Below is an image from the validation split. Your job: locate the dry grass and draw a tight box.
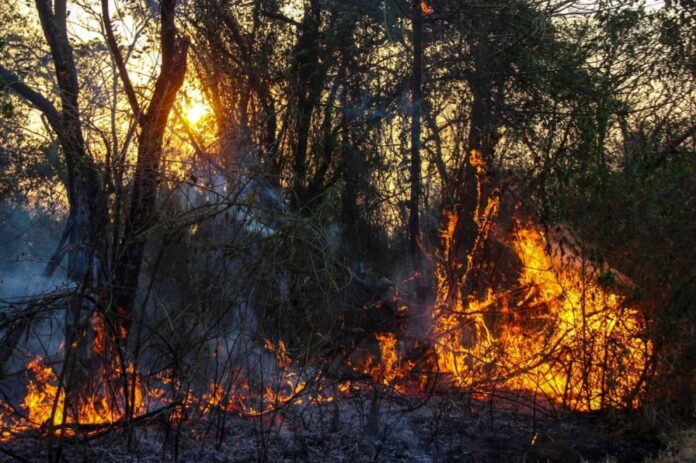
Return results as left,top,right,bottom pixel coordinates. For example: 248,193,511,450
648,428,696,463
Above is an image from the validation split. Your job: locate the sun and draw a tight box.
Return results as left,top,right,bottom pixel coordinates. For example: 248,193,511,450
185,101,208,125
180,84,211,126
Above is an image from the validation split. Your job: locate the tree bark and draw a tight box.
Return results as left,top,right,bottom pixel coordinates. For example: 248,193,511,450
112,0,189,319
410,0,424,275
291,0,322,206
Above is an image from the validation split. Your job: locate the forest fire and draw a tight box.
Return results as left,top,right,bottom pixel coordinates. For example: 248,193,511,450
433,220,651,411
1,0,692,458
430,151,652,411
0,313,145,439
0,207,652,441
365,332,400,386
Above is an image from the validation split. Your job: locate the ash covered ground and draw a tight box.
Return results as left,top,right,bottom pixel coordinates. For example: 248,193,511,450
1,392,661,462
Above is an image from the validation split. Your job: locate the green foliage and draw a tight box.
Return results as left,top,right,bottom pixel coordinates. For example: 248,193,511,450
1,101,13,118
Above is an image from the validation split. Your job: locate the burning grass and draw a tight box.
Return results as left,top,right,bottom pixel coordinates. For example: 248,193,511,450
433,221,652,411
0,224,653,448
0,152,656,459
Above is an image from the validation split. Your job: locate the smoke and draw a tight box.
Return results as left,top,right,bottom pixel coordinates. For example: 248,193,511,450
0,202,68,299
0,202,70,372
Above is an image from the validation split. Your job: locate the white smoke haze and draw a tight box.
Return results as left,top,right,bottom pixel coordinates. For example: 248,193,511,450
0,203,67,297
0,203,73,379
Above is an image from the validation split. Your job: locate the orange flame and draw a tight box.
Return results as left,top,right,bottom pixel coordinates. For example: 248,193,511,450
12,313,145,436
2,148,653,441
432,152,651,411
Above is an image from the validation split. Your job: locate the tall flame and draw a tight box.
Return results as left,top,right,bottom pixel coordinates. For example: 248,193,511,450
0,149,653,442
432,151,651,411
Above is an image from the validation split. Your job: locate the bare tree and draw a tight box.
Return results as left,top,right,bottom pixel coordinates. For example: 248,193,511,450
103,0,189,322
0,0,106,368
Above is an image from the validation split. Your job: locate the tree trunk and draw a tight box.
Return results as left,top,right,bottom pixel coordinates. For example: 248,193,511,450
113,0,189,320
410,0,424,275
0,1,111,419
0,0,107,372
292,0,322,206
35,0,105,282
444,33,501,305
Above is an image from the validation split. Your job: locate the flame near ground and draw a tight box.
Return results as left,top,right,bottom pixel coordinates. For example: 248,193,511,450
432,150,651,412
433,220,651,412
0,165,652,439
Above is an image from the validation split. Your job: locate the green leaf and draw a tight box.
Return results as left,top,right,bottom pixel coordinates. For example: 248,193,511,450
1,101,13,118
